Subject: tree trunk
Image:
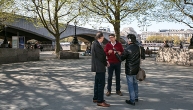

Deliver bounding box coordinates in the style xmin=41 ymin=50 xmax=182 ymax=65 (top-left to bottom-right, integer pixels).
xmin=113 ymin=22 xmax=121 ymax=42
xmin=55 ymin=34 xmax=60 ymax=57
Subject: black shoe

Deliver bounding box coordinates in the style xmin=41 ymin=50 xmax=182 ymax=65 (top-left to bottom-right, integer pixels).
xmin=135 ymin=99 xmax=138 ymax=102
xmin=125 ymin=100 xmax=135 ymax=106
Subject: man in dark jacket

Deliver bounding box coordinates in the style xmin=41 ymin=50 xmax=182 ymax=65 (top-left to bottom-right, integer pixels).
xmin=91 ymin=32 xmax=110 ymax=107
xmin=104 ymin=34 xmax=124 ymax=96
xmin=121 ymin=34 xmax=145 ymax=106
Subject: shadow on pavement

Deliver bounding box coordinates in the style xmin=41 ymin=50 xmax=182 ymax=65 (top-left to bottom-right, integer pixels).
xmin=0 ymin=57 xmax=193 ymax=110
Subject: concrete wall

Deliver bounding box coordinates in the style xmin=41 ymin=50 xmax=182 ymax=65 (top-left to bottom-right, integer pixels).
xmin=0 ymin=49 xmax=39 ymax=64
xmin=156 ymin=48 xmax=193 ymax=66
xmin=59 ymin=51 xmax=79 ymax=59
xmin=81 ymin=45 xmax=87 ymax=51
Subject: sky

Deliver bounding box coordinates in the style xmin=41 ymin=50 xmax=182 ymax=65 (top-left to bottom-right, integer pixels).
xmin=83 ymin=20 xmax=192 ymax=34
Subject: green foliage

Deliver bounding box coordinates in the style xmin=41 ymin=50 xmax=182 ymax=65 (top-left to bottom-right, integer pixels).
xmin=23 ymin=0 xmax=81 ymax=55
xmin=81 ymin=0 xmax=156 ymax=41
xmin=23 ymin=0 xmax=80 ymax=34
xmin=156 ymin=0 xmax=193 ymax=28
xmin=172 ymin=36 xmax=180 ymax=45
xmin=60 ymin=37 xmax=74 ymax=42
xmin=0 ymin=0 xmax=17 ymax=31
xmin=180 ymin=36 xmax=186 ymax=42
xmin=187 ymin=36 xmax=192 ymax=43
xmin=146 ymin=35 xmax=182 ymax=44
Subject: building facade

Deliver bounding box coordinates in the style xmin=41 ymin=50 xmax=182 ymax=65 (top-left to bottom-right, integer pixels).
xmin=141 ymin=29 xmax=193 ymax=43
xmin=121 ymin=27 xmax=141 ymax=43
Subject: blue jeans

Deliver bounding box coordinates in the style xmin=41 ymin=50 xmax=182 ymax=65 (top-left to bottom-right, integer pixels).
xmin=107 ymin=63 xmax=121 ymax=92
xmin=126 ymin=75 xmax=138 ymax=103
xmin=93 ymin=72 xmax=105 ymax=103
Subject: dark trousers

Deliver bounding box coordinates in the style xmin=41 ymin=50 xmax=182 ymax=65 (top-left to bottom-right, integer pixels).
xmin=93 ymin=72 xmax=105 ymax=103
xmin=107 ymin=63 xmax=121 ymax=92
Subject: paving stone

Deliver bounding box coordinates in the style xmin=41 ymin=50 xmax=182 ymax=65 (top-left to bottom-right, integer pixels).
xmin=0 ymin=52 xmax=192 ymax=110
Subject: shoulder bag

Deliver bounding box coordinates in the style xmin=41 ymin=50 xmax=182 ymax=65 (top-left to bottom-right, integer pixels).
xmin=136 ymin=46 xmax=146 ymax=81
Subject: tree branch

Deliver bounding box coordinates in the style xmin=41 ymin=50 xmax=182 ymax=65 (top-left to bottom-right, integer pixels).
xmin=174 ymin=1 xmax=193 ymax=23
xmin=169 ymin=15 xmax=193 ymax=28
xmin=184 ymin=0 xmax=193 ymax=6
xmin=32 ymin=0 xmax=55 ymax=36
xmin=47 ymin=0 xmax=57 ymax=33
xmin=58 ymin=6 xmax=73 ymax=18
xmin=57 ymin=2 xmax=66 ymax=12
xmin=59 ymin=16 xmax=77 ymax=35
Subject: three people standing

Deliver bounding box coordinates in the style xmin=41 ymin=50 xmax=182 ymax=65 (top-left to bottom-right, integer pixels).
xmin=91 ymin=32 xmax=145 ymax=107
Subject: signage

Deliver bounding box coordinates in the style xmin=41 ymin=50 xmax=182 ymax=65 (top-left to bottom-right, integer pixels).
xmin=19 ymin=36 xmax=25 ymax=49
xmin=12 ymin=36 xmax=19 ymax=48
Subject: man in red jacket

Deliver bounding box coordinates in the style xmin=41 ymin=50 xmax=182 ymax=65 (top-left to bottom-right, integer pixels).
xmin=104 ymin=34 xmax=124 ymax=96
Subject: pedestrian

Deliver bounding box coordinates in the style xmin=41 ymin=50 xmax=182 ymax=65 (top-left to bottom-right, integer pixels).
xmin=163 ymin=40 xmax=169 ymax=47
xmin=34 ymin=42 xmax=38 ymax=49
xmin=91 ymin=32 xmax=110 ymax=107
xmin=39 ymin=42 xmax=43 ymax=51
xmin=104 ymin=34 xmax=124 ymax=96
xmin=8 ymin=41 xmax=12 ymax=48
xmin=85 ymin=46 xmax=91 ymax=55
xmin=121 ymin=34 xmax=145 ymax=106
xmin=180 ymin=42 xmax=183 ymax=49
xmin=26 ymin=42 xmax=30 ymax=49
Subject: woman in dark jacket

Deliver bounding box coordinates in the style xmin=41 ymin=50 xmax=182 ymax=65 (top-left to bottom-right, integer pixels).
xmin=91 ymin=32 xmax=110 ymax=107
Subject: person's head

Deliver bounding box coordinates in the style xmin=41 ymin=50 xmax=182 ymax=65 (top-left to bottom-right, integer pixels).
xmin=164 ymin=40 xmax=168 ymax=44
xmin=95 ymin=32 xmax=104 ymax=43
xmin=127 ymin=34 xmax=136 ymax=44
xmin=109 ymin=34 xmax=116 ymax=43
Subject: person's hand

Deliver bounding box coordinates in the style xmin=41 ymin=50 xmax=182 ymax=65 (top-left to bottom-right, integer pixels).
xmin=107 ymin=61 xmax=110 ymax=67
xmin=108 ymin=50 xmax=113 ymax=54
xmin=114 ymin=51 xmax=120 ymax=55
xmin=117 ymin=51 xmax=121 ymax=55
xmin=128 ymin=41 xmax=132 ymax=45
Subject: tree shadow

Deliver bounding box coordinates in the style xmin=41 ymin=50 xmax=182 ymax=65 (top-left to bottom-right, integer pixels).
xmin=0 ymin=58 xmax=193 ymax=110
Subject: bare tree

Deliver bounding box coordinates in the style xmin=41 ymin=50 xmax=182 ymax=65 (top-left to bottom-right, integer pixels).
xmin=24 ymin=0 xmax=80 ymax=56
xmin=81 ymin=0 xmax=155 ymax=41
xmin=157 ymin=0 xmax=193 ymax=28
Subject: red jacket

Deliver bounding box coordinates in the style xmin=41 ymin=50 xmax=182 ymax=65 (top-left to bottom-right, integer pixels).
xmin=104 ymin=41 xmax=124 ymax=63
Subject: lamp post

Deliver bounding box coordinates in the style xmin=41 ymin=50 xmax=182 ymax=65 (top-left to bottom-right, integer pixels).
xmin=3 ymin=25 xmax=8 ymax=47
xmin=70 ymin=20 xmax=80 ymax=52
xmin=72 ymin=20 xmax=78 ymax=44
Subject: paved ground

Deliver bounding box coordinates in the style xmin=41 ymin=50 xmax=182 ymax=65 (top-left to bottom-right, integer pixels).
xmin=0 ymin=51 xmax=193 ymax=110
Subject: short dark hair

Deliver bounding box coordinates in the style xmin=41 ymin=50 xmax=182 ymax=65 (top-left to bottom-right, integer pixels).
xmin=109 ymin=34 xmax=115 ymax=37
xmin=95 ymin=32 xmax=104 ymax=39
xmin=127 ymin=34 xmax=136 ymax=42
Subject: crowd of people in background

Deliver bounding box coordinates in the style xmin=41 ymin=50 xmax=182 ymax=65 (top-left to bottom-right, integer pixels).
xmin=26 ymin=41 xmax=43 ymax=51
xmin=0 ymin=40 xmax=43 ymax=51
